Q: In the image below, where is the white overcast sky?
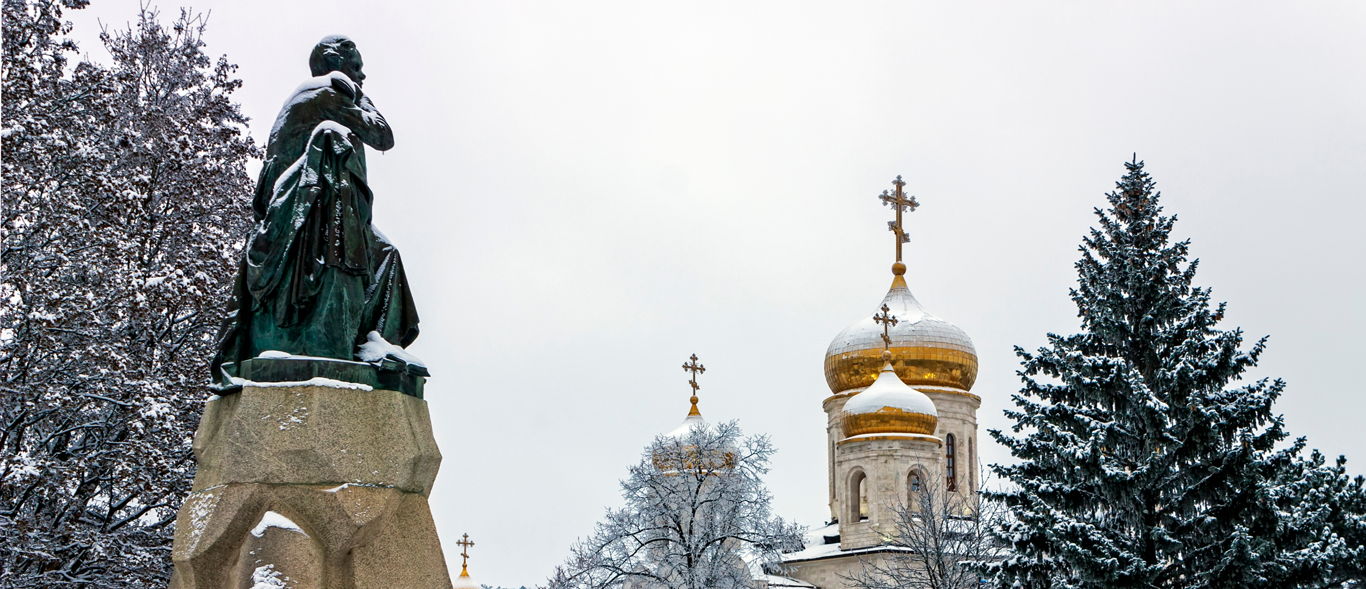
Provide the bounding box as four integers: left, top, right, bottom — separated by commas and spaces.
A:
67, 1, 1366, 586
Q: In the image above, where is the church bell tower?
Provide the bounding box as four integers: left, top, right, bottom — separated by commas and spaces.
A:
818, 175, 981, 549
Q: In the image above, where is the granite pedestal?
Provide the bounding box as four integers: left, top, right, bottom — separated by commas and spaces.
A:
170, 376, 451, 589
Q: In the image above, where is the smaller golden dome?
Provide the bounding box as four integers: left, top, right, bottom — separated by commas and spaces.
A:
841, 361, 938, 438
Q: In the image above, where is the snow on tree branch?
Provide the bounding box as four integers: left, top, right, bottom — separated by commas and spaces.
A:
2, 2, 257, 585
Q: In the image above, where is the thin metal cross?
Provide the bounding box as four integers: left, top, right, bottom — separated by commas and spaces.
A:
878, 175, 920, 263
682, 353, 706, 393
873, 304, 898, 351
682, 354, 706, 416
457, 533, 475, 569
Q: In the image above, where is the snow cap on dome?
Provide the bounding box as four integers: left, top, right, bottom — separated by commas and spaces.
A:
824, 270, 978, 394
665, 412, 709, 439
452, 565, 478, 589
841, 360, 939, 438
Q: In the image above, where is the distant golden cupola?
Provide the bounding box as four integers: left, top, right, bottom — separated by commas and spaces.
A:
824, 262, 978, 395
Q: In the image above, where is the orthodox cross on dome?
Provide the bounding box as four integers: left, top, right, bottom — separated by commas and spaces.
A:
878, 175, 920, 265
457, 532, 475, 570
682, 353, 706, 417
873, 304, 899, 357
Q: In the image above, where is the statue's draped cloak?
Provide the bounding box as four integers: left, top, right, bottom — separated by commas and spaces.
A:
213, 74, 418, 384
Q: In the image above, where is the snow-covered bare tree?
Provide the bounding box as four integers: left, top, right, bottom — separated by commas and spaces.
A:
1, 2, 256, 585
987, 157, 1364, 588
548, 420, 803, 589
845, 472, 1007, 589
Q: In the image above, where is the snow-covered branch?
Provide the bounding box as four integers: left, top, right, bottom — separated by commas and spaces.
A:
548, 421, 802, 589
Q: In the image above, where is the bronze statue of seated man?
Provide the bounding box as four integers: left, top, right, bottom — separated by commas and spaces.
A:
212, 35, 427, 392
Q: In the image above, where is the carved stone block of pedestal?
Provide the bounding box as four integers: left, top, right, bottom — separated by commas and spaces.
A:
190, 383, 442, 495
170, 384, 452, 589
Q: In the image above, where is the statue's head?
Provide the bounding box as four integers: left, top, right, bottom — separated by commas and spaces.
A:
309, 35, 365, 86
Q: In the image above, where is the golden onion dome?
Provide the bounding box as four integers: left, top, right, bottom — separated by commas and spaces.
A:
824, 264, 977, 394
841, 357, 938, 438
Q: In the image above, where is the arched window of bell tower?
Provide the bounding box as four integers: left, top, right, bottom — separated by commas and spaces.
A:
848, 470, 869, 522
828, 440, 835, 507
968, 436, 975, 492
907, 468, 925, 512
946, 433, 958, 492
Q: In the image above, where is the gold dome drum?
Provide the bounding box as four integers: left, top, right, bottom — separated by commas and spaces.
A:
842, 406, 938, 437
839, 360, 940, 438
824, 275, 978, 394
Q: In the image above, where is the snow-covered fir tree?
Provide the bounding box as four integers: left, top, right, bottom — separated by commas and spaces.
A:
1, 2, 256, 585
845, 470, 1008, 589
548, 421, 802, 589
987, 158, 1364, 588
1270, 449, 1366, 587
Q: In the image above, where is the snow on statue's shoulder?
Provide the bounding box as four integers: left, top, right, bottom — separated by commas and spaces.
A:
286, 71, 354, 103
